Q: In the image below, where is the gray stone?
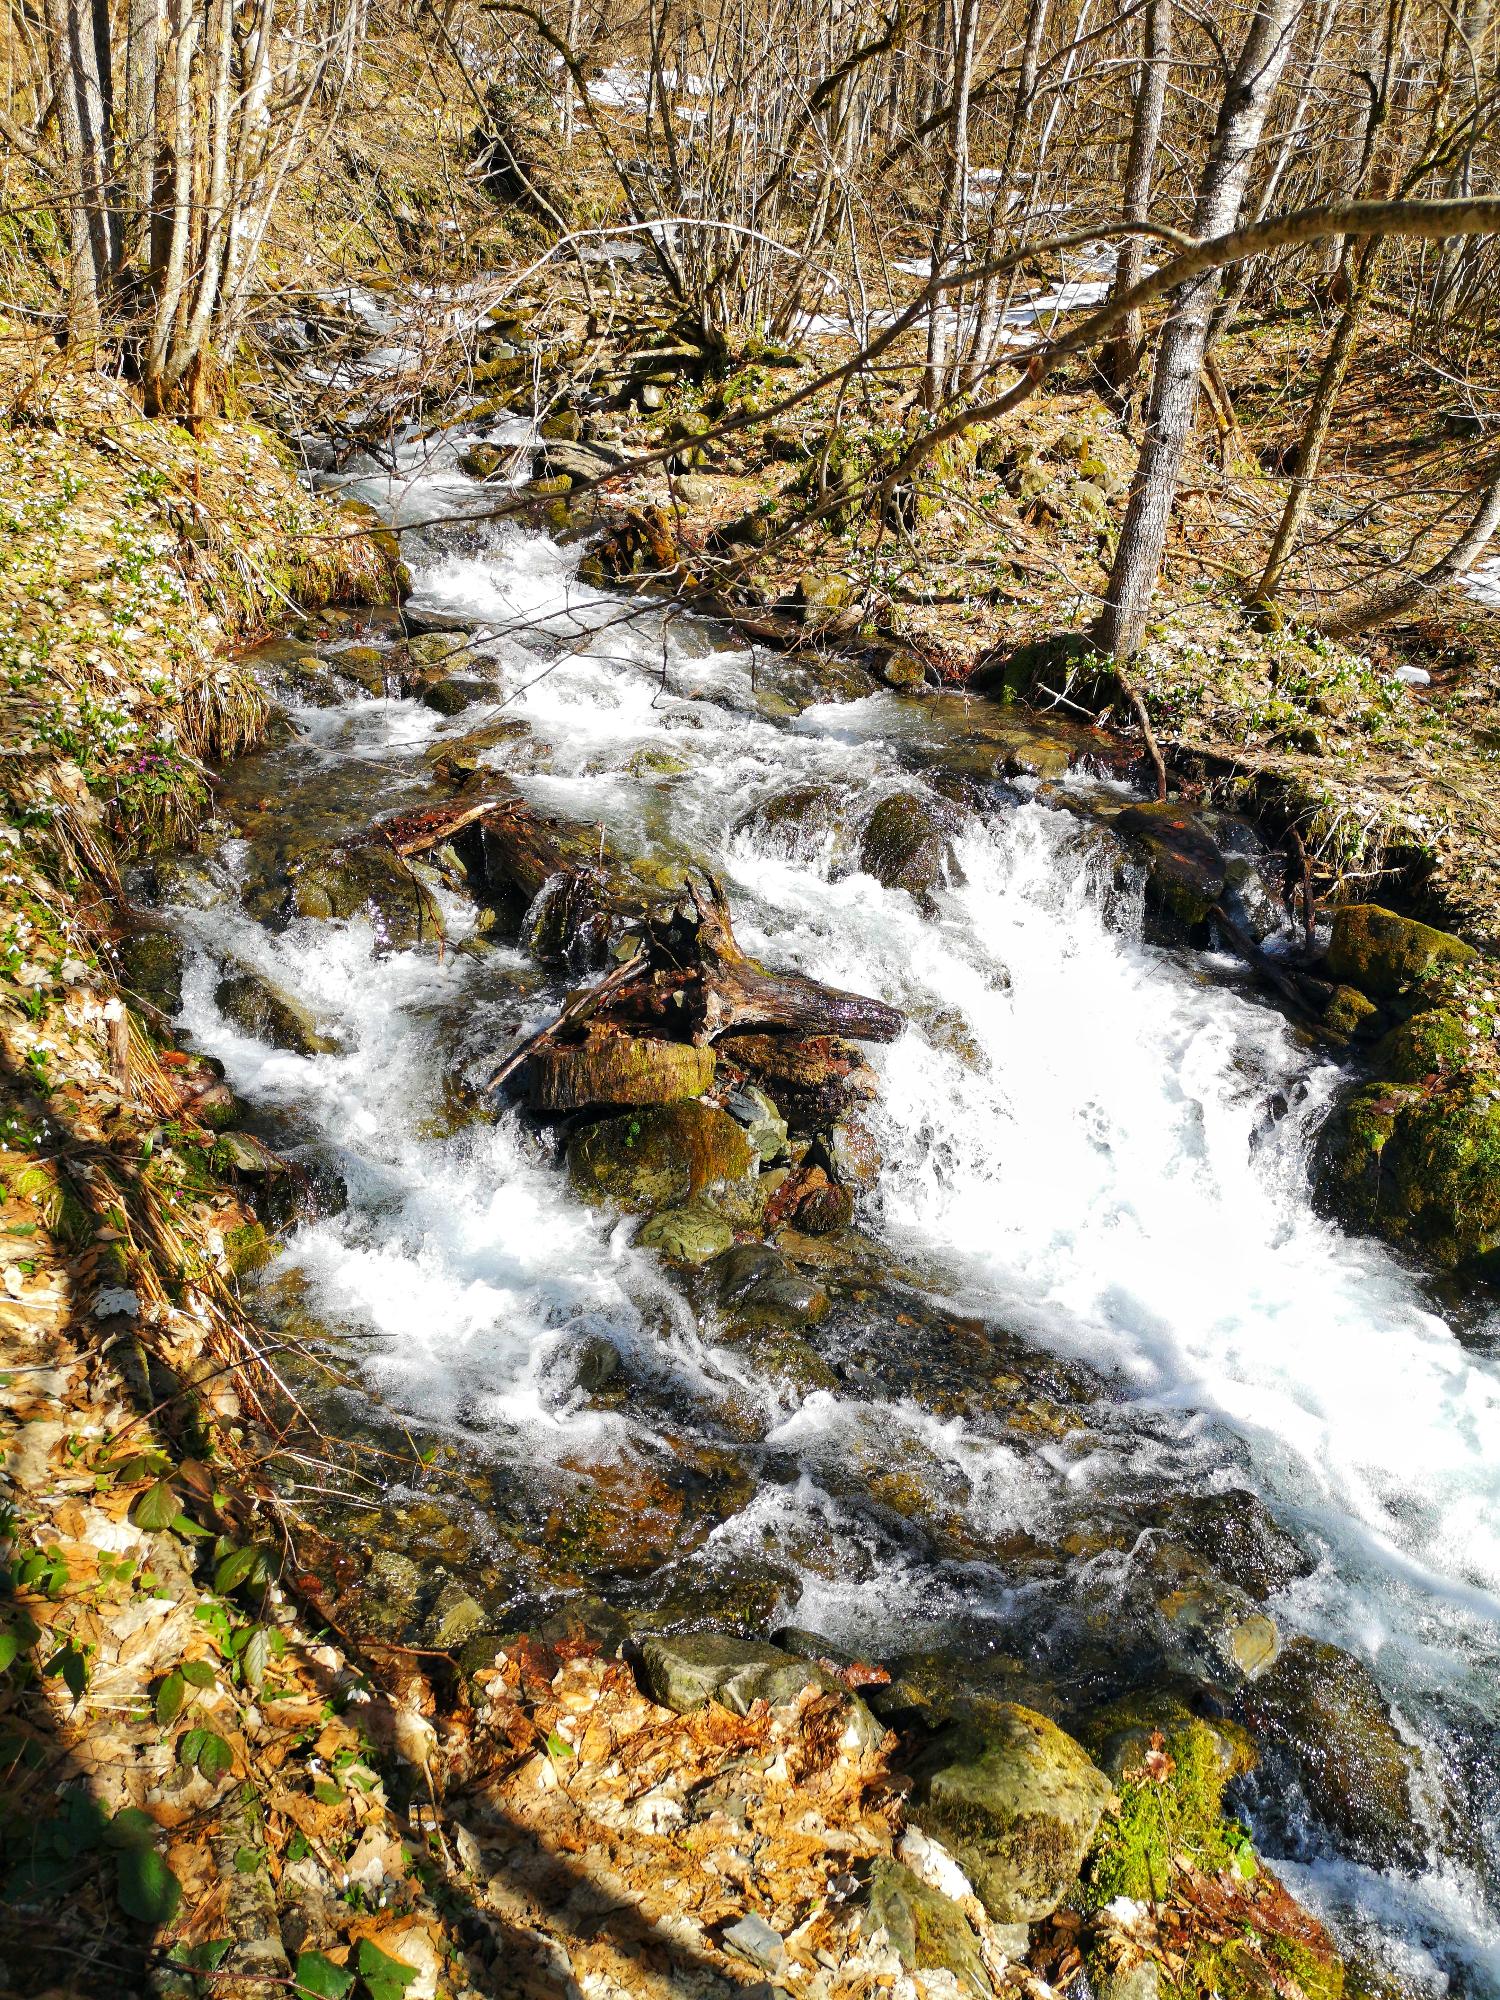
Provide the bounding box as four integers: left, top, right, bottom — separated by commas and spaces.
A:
639, 1632, 883, 1750
725, 1084, 789, 1164
909, 1706, 1116, 1924
722, 1913, 785, 1974
119, 930, 184, 1016
864, 1858, 991, 1997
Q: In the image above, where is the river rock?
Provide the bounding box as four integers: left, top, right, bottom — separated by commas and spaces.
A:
568, 1101, 758, 1215
424, 1581, 487, 1650
968, 631, 1098, 706
1324, 903, 1476, 997
119, 930, 184, 1016
724, 1083, 789, 1163
639, 1632, 818, 1714
406, 629, 479, 670
524, 1027, 715, 1111
709, 1243, 829, 1325
636, 1205, 735, 1265
1150, 1489, 1316, 1603
858, 791, 964, 902
289, 844, 442, 950
733, 782, 848, 861
1114, 802, 1227, 931
908, 1706, 1115, 1923
1244, 1637, 1419, 1865
215, 962, 340, 1056
361, 1550, 423, 1637
862, 1857, 991, 1998
1318, 1074, 1500, 1270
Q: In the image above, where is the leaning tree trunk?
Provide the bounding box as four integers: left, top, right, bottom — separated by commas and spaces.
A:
1319, 461, 1500, 637
1096, 0, 1306, 662
1108, 0, 1172, 402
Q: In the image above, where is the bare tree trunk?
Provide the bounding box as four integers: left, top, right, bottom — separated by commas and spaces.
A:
1004, 0, 1049, 174
121, 0, 161, 277
1320, 460, 1500, 636
1096, 0, 1306, 661
141, 0, 201, 412
1109, 0, 1172, 399
44, 0, 117, 339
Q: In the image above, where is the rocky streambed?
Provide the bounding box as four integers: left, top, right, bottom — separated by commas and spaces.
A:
114, 412, 1500, 1995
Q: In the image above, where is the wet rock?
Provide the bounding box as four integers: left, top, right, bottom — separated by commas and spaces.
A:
876, 648, 932, 692
215, 961, 340, 1056
786, 1164, 854, 1235
406, 630, 479, 671
119, 930, 184, 1016
733, 782, 848, 862
1089, 1954, 1161, 2000
908, 1705, 1115, 1923
213, 1129, 287, 1179
1245, 1638, 1420, 1865
724, 1084, 788, 1163
862, 1857, 991, 1998
290, 844, 442, 951
1324, 903, 1476, 997
539, 1333, 620, 1403
636, 1205, 735, 1265
523, 1027, 715, 1111
568, 1101, 758, 1215
858, 790, 964, 902
1114, 802, 1227, 932
824, 1112, 882, 1188
361, 1550, 423, 1637
418, 677, 487, 716
425, 1581, 487, 1650
1151, 1490, 1316, 1603
709, 1243, 829, 1325
1152, 1559, 1282, 1681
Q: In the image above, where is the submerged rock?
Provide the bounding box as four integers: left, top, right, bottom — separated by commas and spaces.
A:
710, 1243, 829, 1325
1324, 903, 1476, 997
1150, 1490, 1316, 1604
733, 781, 848, 862
908, 1705, 1115, 1923
568, 1101, 757, 1214
289, 843, 442, 951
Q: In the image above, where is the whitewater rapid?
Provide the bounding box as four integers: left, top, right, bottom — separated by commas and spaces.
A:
163, 430, 1500, 1992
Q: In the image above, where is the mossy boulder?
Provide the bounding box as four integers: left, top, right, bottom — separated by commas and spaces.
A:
1114, 802, 1227, 932
1244, 1638, 1419, 1866
215, 962, 340, 1056
289, 844, 442, 950
568, 1101, 757, 1214
1318, 1075, 1500, 1269
862, 1857, 991, 1998
523, 1028, 714, 1111
119, 930, 184, 1016
1324, 904, 1476, 998
733, 782, 848, 861
908, 1706, 1116, 1923
1322, 983, 1380, 1042
858, 790, 964, 902
968, 631, 1098, 706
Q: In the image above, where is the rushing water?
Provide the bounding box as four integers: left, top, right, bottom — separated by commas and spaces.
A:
155, 423, 1500, 1993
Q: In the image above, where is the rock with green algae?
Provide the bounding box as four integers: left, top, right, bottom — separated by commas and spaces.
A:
861, 1857, 991, 1998
1318, 1073, 1500, 1270
858, 790, 965, 902
288, 843, 442, 950
215, 961, 340, 1056
635, 1204, 735, 1265
568, 1100, 758, 1216
908, 1705, 1116, 1923
1324, 903, 1476, 997
523, 1027, 715, 1111
1322, 983, 1380, 1042
1243, 1638, 1420, 1868
119, 929, 184, 1016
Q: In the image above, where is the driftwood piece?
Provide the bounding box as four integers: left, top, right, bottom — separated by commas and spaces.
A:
673, 875, 903, 1044
485, 872, 902, 1108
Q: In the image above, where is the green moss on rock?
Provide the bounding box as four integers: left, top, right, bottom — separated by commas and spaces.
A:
1325, 904, 1476, 998
568, 1100, 757, 1214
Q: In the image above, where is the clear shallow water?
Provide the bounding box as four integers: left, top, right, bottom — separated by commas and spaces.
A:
164, 427, 1500, 1993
